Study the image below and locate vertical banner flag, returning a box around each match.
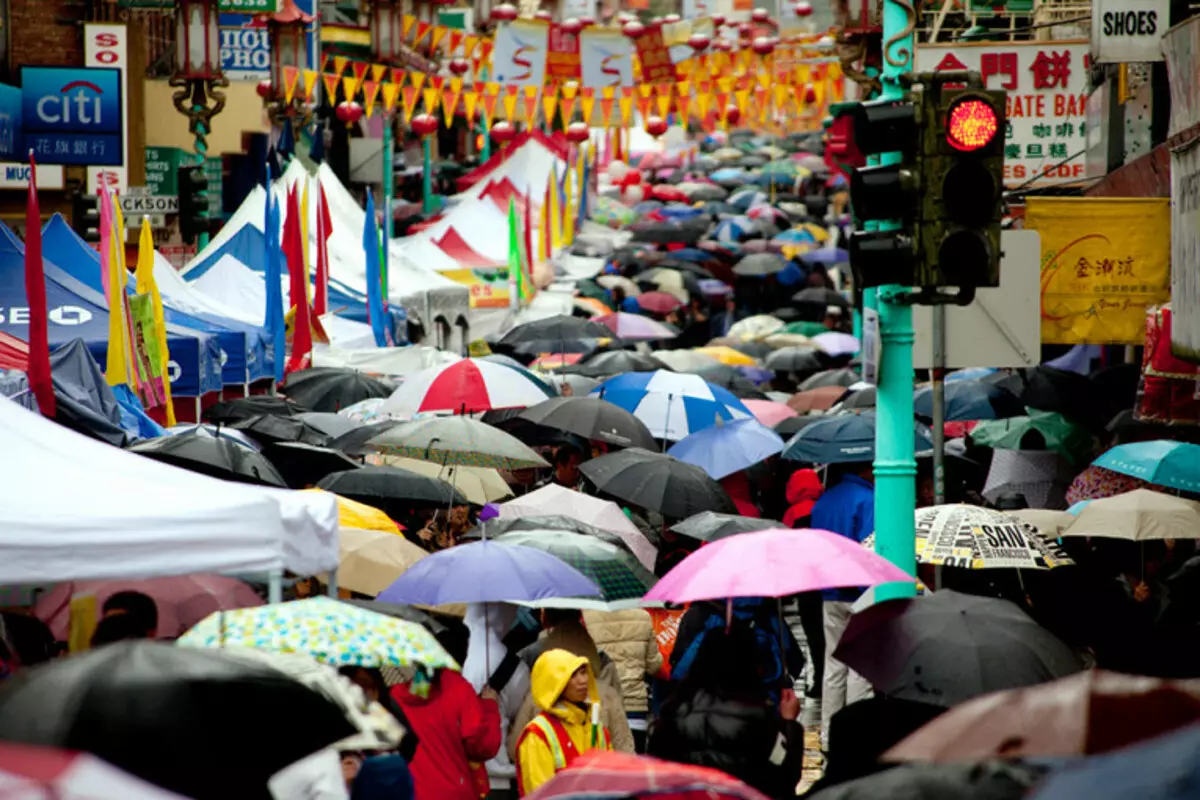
[134,217,172,422]
[23,154,55,417]
[264,165,286,383]
[491,20,550,87]
[284,186,312,373]
[579,27,635,89]
[635,26,676,85]
[363,191,392,347]
[314,182,333,317]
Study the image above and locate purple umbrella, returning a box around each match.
[377,540,601,605]
[593,311,678,341]
[699,279,733,297]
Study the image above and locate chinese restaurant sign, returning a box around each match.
[918,42,1089,189]
[1026,197,1171,345]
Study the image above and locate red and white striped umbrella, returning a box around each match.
[0,742,187,798]
[379,359,553,415]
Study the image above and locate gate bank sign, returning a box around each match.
[20,67,122,166]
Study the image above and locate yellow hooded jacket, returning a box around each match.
[516,649,612,796]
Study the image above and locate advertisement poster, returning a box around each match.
[1163,16,1200,137]
[918,42,1089,189]
[546,23,582,82]
[219,13,271,81]
[579,27,635,88]
[1027,197,1171,345]
[490,20,549,87]
[1170,137,1200,360]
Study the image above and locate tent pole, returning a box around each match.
[268,569,283,604]
[327,567,339,598]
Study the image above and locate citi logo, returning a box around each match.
[37,81,104,125]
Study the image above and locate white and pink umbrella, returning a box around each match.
[0,743,187,799]
[592,312,678,342]
[742,398,799,428]
[379,359,553,416]
[813,331,861,357]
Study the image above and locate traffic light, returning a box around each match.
[178,164,208,245]
[918,83,1007,289]
[71,194,100,243]
[847,95,923,289]
[824,102,866,181]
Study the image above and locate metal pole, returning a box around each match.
[422,136,434,214]
[871,0,918,602]
[268,569,283,604]
[193,114,210,250]
[382,113,394,295]
[932,305,946,506]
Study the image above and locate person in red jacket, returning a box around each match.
[390,664,502,800]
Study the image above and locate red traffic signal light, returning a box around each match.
[946,97,999,152]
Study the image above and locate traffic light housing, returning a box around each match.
[847,95,922,290]
[824,102,866,182]
[71,194,100,243]
[918,84,1007,289]
[178,165,208,245]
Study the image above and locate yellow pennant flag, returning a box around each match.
[542,85,559,130]
[461,89,479,122]
[332,55,349,78]
[441,87,460,127]
[301,69,319,101]
[282,66,301,104]
[579,89,595,127]
[105,196,131,388]
[429,25,448,53]
[521,85,540,128]
[341,75,359,102]
[370,63,388,83]
[422,87,440,117]
[409,71,426,93]
[548,166,562,251]
[134,216,174,425]
[381,82,401,113]
[562,165,575,247]
[362,80,381,117]
[502,86,519,122]
[656,86,672,118]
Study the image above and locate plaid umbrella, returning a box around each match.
[493,529,657,607]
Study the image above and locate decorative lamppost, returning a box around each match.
[411,113,440,214]
[368,0,404,283]
[170,0,226,249]
[260,0,315,129]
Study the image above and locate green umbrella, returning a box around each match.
[366,416,550,470]
[970,410,1095,465]
[493,529,657,609]
[783,321,831,338]
[575,279,613,306]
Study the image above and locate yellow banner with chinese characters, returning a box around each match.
[1027,197,1171,345]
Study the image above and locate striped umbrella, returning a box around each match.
[379,358,553,416]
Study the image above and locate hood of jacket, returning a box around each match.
[531,648,599,721]
[351,755,414,800]
[786,468,823,506]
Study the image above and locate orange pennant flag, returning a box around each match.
[301,70,319,101]
[430,75,446,92]
[370,63,388,83]
[473,41,493,78]
[341,75,359,102]
[520,85,539,127]
[320,52,331,73]
[282,66,301,104]
[362,80,381,117]
[478,87,499,125]
[599,87,616,128]
[351,61,369,85]
[441,88,459,126]
[322,72,341,103]
[675,82,691,124]
[413,21,432,46]
[332,56,349,78]
[401,86,421,123]
[463,34,480,59]
[448,30,465,55]
[381,82,401,113]
[542,84,559,129]
[656,85,672,118]
[390,67,406,87]
[502,85,520,122]
[579,87,595,125]
[559,88,577,126]
[461,89,479,121]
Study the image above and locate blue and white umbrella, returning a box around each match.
[668,418,785,479]
[728,189,768,212]
[715,216,754,244]
[592,370,752,441]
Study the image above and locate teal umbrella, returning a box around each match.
[970,410,1095,465]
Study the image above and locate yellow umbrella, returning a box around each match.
[796,223,830,242]
[305,489,402,535]
[694,345,758,367]
[337,527,428,597]
[377,456,514,506]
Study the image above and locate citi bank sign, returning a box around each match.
[19,67,122,165]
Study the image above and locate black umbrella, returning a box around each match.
[799,367,861,391]
[316,466,469,511]
[513,337,604,356]
[229,413,333,447]
[808,761,1046,800]
[670,511,780,542]
[281,367,393,413]
[328,419,406,457]
[518,397,657,450]
[834,590,1085,709]
[838,385,877,410]
[265,442,362,489]
[0,641,355,800]
[765,346,828,374]
[205,395,307,424]
[710,338,775,360]
[295,411,362,439]
[781,411,933,464]
[561,350,668,377]
[913,381,1026,421]
[774,415,825,437]
[467,514,636,557]
[733,252,788,277]
[694,364,770,399]
[793,287,852,309]
[770,306,807,323]
[481,408,591,451]
[580,448,736,519]
[499,315,613,346]
[700,201,740,217]
[128,429,287,487]
[983,367,1089,418]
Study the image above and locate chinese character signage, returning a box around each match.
[546,24,582,82]
[1027,197,1171,345]
[919,42,1089,189]
[1169,138,1200,361]
[20,67,123,166]
[218,0,278,11]
[634,28,675,84]
[220,13,271,81]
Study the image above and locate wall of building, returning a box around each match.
[143,80,270,156]
[7,0,85,76]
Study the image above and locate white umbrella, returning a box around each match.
[1063,489,1200,541]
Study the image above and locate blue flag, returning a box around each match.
[363,191,390,348]
[263,163,286,383]
[580,157,590,227]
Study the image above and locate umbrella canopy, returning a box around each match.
[667,418,785,480]
[580,447,736,518]
[499,315,615,346]
[741,399,798,428]
[695,363,771,397]
[644,528,914,604]
[164,422,259,450]
[985,366,1091,418]
[913,382,1026,421]
[307,488,402,534]
[376,456,513,505]
[294,411,361,439]
[380,358,553,416]
[127,429,287,487]
[834,590,1085,708]
[526,750,772,800]
[901,504,1074,570]
[266,442,362,489]
[694,345,759,367]
[377,540,601,605]
[792,287,851,309]
[1008,508,1077,538]
[885,670,1200,764]
[178,596,458,670]
[635,290,684,315]
[670,511,780,542]
[366,416,550,470]
[591,370,753,441]
[337,527,428,597]
[316,466,469,512]
[0,742,189,799]
[783,411,934,464]
[282,367,392,413]
[1092,440,1200,494]
[807,761,1045,800]
[812,331,860,356]
[328,419,405,457]
[597,275,642,297]
[726,315,786,341]
[494,529,656,608]
[970,411,1094,465]
[205,395,307,424]
[788,385,846,412]
[799,368,860,390]
[563,350,668,378]
[228,414,333,447]
[654,350,723,373]
[1061,489,1200,541]
[592,312,678,342]
[0,641,356,800]
[733,253,788,277]
[518,397,656,450]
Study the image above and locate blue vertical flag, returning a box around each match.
[580,157,591,226]
[263,163,286,383]
[363,191,390,347]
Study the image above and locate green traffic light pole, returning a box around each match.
[871,0,918,601]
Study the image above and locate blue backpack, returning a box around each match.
[672,601,788,699]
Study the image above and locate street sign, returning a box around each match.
[145,146,183,197]
[218,0,278,11]
[119,190,179,215]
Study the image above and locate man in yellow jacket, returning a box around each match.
[515,649,612,796]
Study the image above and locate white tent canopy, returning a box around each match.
[0,398,339,583]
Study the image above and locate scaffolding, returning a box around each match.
[918,0,1090,44]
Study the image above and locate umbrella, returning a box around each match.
[337,527,428,597]
[294,411,361,439]
[813,331,860,356]
[644,528,914,604]
[127,429,287,487]
[886,670,1200,764]
[913,382,1026,421]
[0,641,357,800]
[708,339,774,362]
[494,529,657,607]
[1009,508,1077,538]
[266,442,362,488]
[165,422,259,450]
[901,504,1074,570]
[711,146,744,161]
[792,287,851,309]
[808,761,1045,800]
[733,253,788,277]
[596,275,642,297]
[0,742,189,799]
[562,350,668,377]
[788,386,846,413]
[667,418,785,479]
[376,456,513,506]
[379,359,552,416]
[783,320,833,337]
[799,248,849,265]
[654,350,723,373]
[741,399,798,428]
[527,750,772,800]
[1092,440,1200,494]
[328,419,405,457]
[518,397,657,450]
[377,540,601,605]
[337,397,395,424]
[970,411,1094,465]
[580,447,736,518]
[500,315,615,347]
[592,312,678,341]
[681,183,730,202]
[636,268,699,303]
[694,364,770,398]
[590,196,637,226]
[799,368,860,390]
[308,489,402,534]
[635,290,684,315]
[591,370,753,441]
[1066,464,1152,504]
[316,466,469,512]
[774,415,825,437]
[693,345,759,366]
[548,374,602,399]
[725,315,786,341]
[531,353,585,370]
[833,590,1085,708]
[985,366,1091,417]
[366,416,550,470]
[178,596,459,671]
[782,411,934,464]
[837,386,876,410]
[470,514,644,562]
[282,367,393,413]
[228,414,333,447]
[205,395,307,424]
[670,511,780,542]
[1061,489,1200,541]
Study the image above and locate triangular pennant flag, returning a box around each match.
[542,84,559,129]
[478,87,499,125]
[422,87,440,116]
[716,76,733,93]
[612,87,630,127]
[449,30,465,55]
[773,83,790,113]
[675,82,691,124]
[282,66,301,104]
[473,41,493,78]
[409,71,426,92]
[401,86,421,123]
[429,25,448,53]
[381,81,401,113]
[332,56,350,78]
[734,87,750,117]
[401,14,416,40]
[441,88,460,126]
[431,75,446,92]
[579,87,596,126]
[370,63,388,83]
[461,89,479,121]
[502,85,520,122]
[342,75,359,102]
[694,90,711,121]
[390,67,406,87]
[559,89,577,126]
[520,86,539,127]
[362,80,381,117]
[351,61,369,85]
[413,21,432,46]
[320,52,331,73]
[463,34,480,59]
[656,85,672,118]
[636,92,652,121]
[301,69,319,101]
[322,72,341,103]
[599,87,616,128]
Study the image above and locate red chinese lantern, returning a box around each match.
[335,100,363,127]
[561,17,583,33]
[580,15,595,25]
[751,8,770,22]
[725,104,741,125]
[712,13,726,27]
[622,21,646,38]
[534,9,553,20]
[687,33,711,53]
[566,121,590,143]
[410,113,438,137]
[448,57,470,76]
[663,13,681,23]
[793,1,814,16]
[751,35,776,56]
[802,83,817,104]
[490,3,518,22]
[491,120,517,144]
[256,79,273,99]
[737,22,753,37]
[712,38,733,51]
[645,115,668,138]
[617,11,635,23]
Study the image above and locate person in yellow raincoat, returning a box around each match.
[515,649,612,796]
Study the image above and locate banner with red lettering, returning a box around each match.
[546,23,582,82]
[635,27,677,85]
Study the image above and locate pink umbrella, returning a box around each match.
[635,291,683,315]
[0,742,188,798]
[35,575,264,640]
[643,528,914,604]
[592,311,679,341]
[742,399,798,428]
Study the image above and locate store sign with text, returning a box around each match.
[84,24,129,193]
[1091,0,1169,63]
[19,67,122,166]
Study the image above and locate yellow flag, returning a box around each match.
[105,195,131,388]
[135,217,175,426]
[548,167,562,251]
[563,166,575,247]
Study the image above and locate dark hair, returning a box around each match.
[657,626,772,725]
[555,445,583,466]
[91,613,153,647]
[542,607,584,628]
[103,591,158,633]
[0,613,57,668]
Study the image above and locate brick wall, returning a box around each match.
[8,0,86,73]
